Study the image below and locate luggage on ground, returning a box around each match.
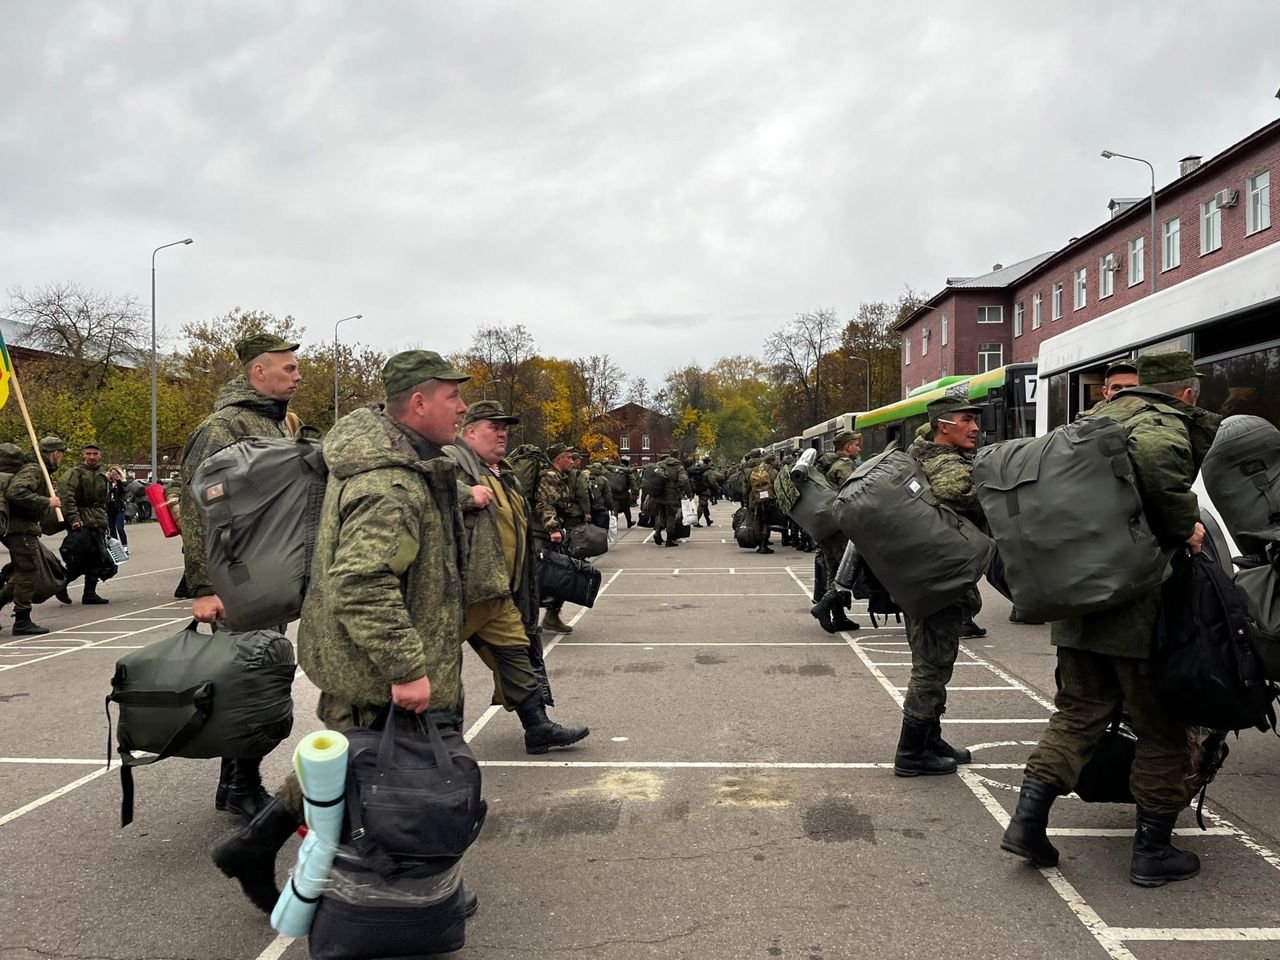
[567,522,608,560]
[191,436,328,631]
[835,449,994,619]
[1201,415,1280,560]
[1154,548,1278,733]
[972,417,1168,622]
[108,620,296,825]
[308,875,471,960]
[733,506,758,549]
[637,511,653,528]
[537,549,602,608]
[1237,559,1280,680]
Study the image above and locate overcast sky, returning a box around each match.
[2,1,1278,388]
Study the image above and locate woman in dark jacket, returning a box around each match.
[105,466,128,551]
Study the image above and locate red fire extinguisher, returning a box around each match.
[146,483,181,538]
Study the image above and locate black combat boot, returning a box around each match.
[959,617,986,638]
[222,758,272,821]
[893,717,958,777]
[810,594,837,633]
[215,758,235,812]
[12,612,49,636]
[516,695,590,755]
[1129,809,1200,887]
[757,542,774,555]
[829,593,860,632]
[1000,776,1060,867]
[927,720,971,764]
[82,574,108,605]
[211,796,300,914]
[55,588,72,604]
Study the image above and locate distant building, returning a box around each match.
[896,116,1280,397]
[593,402,675,464]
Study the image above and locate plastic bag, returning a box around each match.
[680,497,697,526]
[607,513,619,545]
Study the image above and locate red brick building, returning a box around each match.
[594,402,675,465]
[897,116,1279,398]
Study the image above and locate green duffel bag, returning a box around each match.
[973,417,1169,622]
[107,620,296,826]
[780,461,842,543]
[567,522,608,560]
[1236,562,1280,681]
[1202,415,1280,560]
[834,448,995,620]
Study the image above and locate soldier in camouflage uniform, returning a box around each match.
[746,453,778,553]
[59,442,111,604]
[810,430,862,633]
[176,333,301,819]
[895,396,984,778]
[1003,352,1221,888]
[692,457,714,526]
[653,448,691,548]
[0,437,66,634]
[212,349,475,915]
[614,456,638,527]
[534,442,577,633]
[587,460,614,526]
[449,401,588,754]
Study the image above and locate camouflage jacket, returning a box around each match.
[657,455,691,505]
[588,463,614,514]
[2,446,58,537]
[535,467,573,535]
[1052,387,1221,659]
[825,455,858,489]
[59,462,109,530]
[178,376,290,597]
[297,404,467,716]
[446,439,539,627]
[907,436,984,530]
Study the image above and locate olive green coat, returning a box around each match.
[1052,387,1222,659]
[5,451,61,537]
[178,376,290,597]
[297,405,467,716]
[59,462,109,530]
[825,455,858,489]
[656,455,691,506]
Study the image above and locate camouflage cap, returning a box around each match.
[927,397,982,420]
[234,332,300,366]
[1137,351,1202,383]
[833,429,861,447]
[82,442,101,451]
[382,350,471,395]
[1104,358,1139,377]
[39,435,67,453]
[461,399,519,427]
[546,442,574,459]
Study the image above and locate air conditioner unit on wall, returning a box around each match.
[1102,254,1118,271]
[1216,188,1240,208]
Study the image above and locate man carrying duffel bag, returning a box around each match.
[211,350,479,920]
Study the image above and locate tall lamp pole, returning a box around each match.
[151,238,193,480]
[333,314,363,419]
[1101,150,1158,293]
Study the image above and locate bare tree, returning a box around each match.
[465,323,538,418]
[763,308,841,424]
[626,376,650,408]
[6,283,148,391]
[573,354,627,421]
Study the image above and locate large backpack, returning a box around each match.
[108,620,296,826]
[834,448,995,619]
[727,468,745,502]
[1202,415,1280,559]
[191,436,328,631]
[749,463,773,502]
[0,442,25,537]
[972,417,1168,622]
[508,444,551,500]
[1155,547,1278,733]
[640,463,667,497]
[605,465,629,497]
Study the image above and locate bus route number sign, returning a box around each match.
[1024,375,1039,403]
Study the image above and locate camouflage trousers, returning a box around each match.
[654,502,681,540]
[696,494,712,524]
[902,602,964,723]
[1025,647,1191,814]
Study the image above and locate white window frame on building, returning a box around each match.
[1248,169,1270,235]
[1073,268,1087,310]
[1052,282,1063,320]
[1099,255,1115,298]
[619,436,629,451]
[1032,292,1043,329]
[1201,197,1222,254]
[977,343,1003,373]
[1013,301,1024,337]
[921,326,929,356]
[1126,238,1143,287]
[941,314,948,345]
[642,434,650,450]
[1163,217,1181,271]
[904,335,911,365]
[976,305,1003,324]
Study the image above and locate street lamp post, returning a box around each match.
[1101,150,1158,294]
[151,238,193,481]
[333,314,363,419]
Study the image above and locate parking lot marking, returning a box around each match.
[1106,927,1280,941]
[556,641,847,646]
[0,766,110,828]
[251,934,294,960]
[0,757,102,765]
[0,614,191,672]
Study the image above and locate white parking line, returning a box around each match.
[0,766,110,828]
[0,614,191,672]
[556,641,847,646]
[0,757,102,765]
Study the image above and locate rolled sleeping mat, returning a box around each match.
[271,730,350,938]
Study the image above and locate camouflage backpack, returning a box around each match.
[508,444,551,499]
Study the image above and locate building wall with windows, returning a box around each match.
[593,402,675,465]
[898,290,1016,392]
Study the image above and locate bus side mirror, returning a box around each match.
[980,405,998,433]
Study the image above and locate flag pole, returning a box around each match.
[8,368,64,523]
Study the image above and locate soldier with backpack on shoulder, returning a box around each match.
[1002,352,1222,888]
[746,452,778,554]
[447,401,589,754]
[894,397,986,778]
[534,443,578,634]
[0,437,67,634]
[212,349,479,916]
[59,442,111,605]
[652,448,691,547]
[180,332,301,821]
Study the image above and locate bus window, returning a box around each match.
[1198,344,1280,428]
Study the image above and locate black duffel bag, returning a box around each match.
[309,881,472,959]
[61,527,117,583]
[342,708,487,880]
[538,548,602,608]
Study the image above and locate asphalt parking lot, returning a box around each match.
[2,504,1279,960]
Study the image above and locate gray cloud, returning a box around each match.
[2,0,1278,388]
